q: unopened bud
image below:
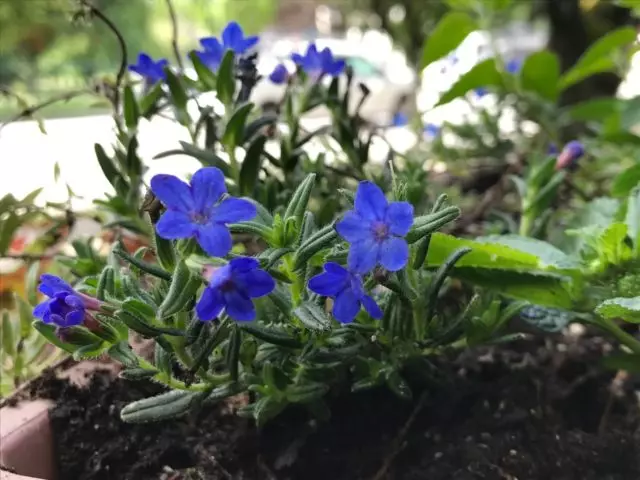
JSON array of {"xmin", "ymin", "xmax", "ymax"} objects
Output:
[{"xmin": 555, "ymin": 141, "xmax": 584, "ymax": 170}]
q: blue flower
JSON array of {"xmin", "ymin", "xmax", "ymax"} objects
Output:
[
  {"xmin": 151, "ymin": 167, "xmax": 257, "ymax": 257},
  {"xmin": 292, "ymin": 44, "xmax": 345, "ymax": 80},
  {"xmin": 556, "ymin": 140, "xmax": 585, "ymax": 170},
  {"xmin": 33, "ymin": 274, "xmax": 102, "ymax": 328},
  {"xmin": 392, "ymin": 112, "xmax": 409, "ymax": 127},
  {"xmin": 474, "ymin": 87, "xmax": 488, "ymax": 98},
  {"xmin": 269, "ymin": 64, "xmax": 289, "ymax": 84},
  {"xmin": 128, "ymin": 53, "xmax": 168, "ymax": 84},
  {"xmin": 336, "ymin": 181, "xmax": 414, "ymax": 274},
  {"xmin": 506, "ymin": 58, "xmax": 522, "ymax": 75},
  {"xmin": 194, "ymin": 21, "xmax": 259, "ymax": 71},
  {"xmin": 308, "ymin": 262, "xmax": 382, "ymax": 324},
  {"xmin": 423, "ymin": 123, "xmax": 440, "ymax": 139},
  {"xmin": 547, "ymin": 143, "xmax": 559, "ymax": 155},
  {"xmin": 196, "ymin": 257, "xmax": 275, "ymax": 322}
]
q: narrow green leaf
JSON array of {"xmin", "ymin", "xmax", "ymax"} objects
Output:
[
  {"xmin": 222, "ymin": 102, "xmax": 254, "ymax": 150},
  {"xmin": 217, "ymin": 50, "xmax": 236, "ymax": 105},
  {"xmin": 239, "ymin": 135, "xmax": 267, "ymax": 196},
  {"xmin": 437, "ymin": 59, "xmax": 502, "ymax": 106},
  {"xmin": 123, "ymin": 85, "xmax": 140, "ymax": 129},
  {"xmin": 294, "ymin": 302, "xmax": 331, "ymax": 331},
  {"xmin": 121, "ymin": 390, "xmax": 204, "ymax": 423}
]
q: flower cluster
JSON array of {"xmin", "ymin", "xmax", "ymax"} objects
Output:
[
  {"xmin": 128, "ymin": 21, "xmax": 346, "ymax": 88},
  {"xmin": 309, "ymin": 181, "xmax": 414, "ymax": 323}
]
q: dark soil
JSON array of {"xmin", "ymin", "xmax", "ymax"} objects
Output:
[{"xmin": 28, "ymin": 334, "xmax": 640, "ymax": 480}]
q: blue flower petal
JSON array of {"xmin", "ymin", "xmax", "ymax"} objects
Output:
[
  {"xmin": 385, "ymin": 202, "xmax": 414, "ymax": 236},
  {"xmin": 392, "ymin": 113, "xmax": 409, "ymax": 127},
  {"xmin": 361, "ymin": 295, "xmax": 383, "ymax": 319},
  {"xmin": 208, "ymin": 264, "xmax": 232, "ymax": 289},
  {"xmin": 308, "ymin": 271, "xmax": 348, "ymax": 297},
  {"xmin": 333, "ymin": 289, "xmax": 360, "ymax": 323},
  {"xmin": 64, "ymin": 309, "xmax": 85, "ymax": 327},
  {"xmin": 236, "ymin": 269, "xmax": 275, "ymax": 298},
  {"xmin": 348, "ymin": 238, "xmax": 379, "ymax": 274},
  {"xmin": 150, "ymin": 174, "xmax": 194, "ymax": 212},
  {"xmin": 196, "ymin": 224, "xmax": 232, "ymax": 257},
  {"xmin": 33, "ymin": 300, "xmax": 51, "ymax": 319},
  {"xmin": 323, "ymin": 262, "xmax": 349, "ymax": 277},
  {"xmin": 200, "ymin": 37, "xmax": 223, "ymax": 54},
  {"xmin": 222, "ymin": 21, "xmax": 244, "ymax": 51},
  {"xmin": 291, "ymin": 53, "xmax": 305, "ymax": 65},
  {"xmin": 196, "ymin": 287, "xmax": 225, "ymax": 321},
  {"xmin": 355, "ymin": 181, "xmax": 387, "ymax": 221},
  {"xmin": 379, "ymin": 237, "xmax": 409, "ymax": 271},
  {"xmin": 328, "ymin": 59, "xmax": 345, "ymax": 76},
  {"xmin": 336, "ymin": 211, "xmax": 370, "ymax": 242},
  {"xmin": 241, "ymin": 36, "xmax": 259, "ymax": 53},
  {"xmin": 212, "ymin": 197, "xmax": 256, "ymax": 224},
  {"xmin": 64, "ymin": 295, "xmax": 84, "ymax": 309},
  {"xmin": 269, "ymin": 64, "xmax": 289, "ymax": 84},
  {"xmin": 224, "ymin": 289, "xmax": 255, "ymax": 321},
  {"xmin": 156, "ymin": 210, "xmax": 195, "ymax": 239},
  {"xmin": 230, "ymin": 257, "xmax": 260, "ymax": 272},
  {"xmin": 190, "ymin": 167, "xmax": 226, "ymax": 214},
  {"xmin": 48, "ymin": 313, "xmax": 64, "ymax": 325},
  {"xmin": 196, "ymin": 49, "xmax": 223, "ymax": 70},
  {"xmin": 39, "ymin": 274, "xmax": 73, "ymax": 296}
]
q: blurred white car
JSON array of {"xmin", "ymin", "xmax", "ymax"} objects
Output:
[{"xmin": 251, "ymin": 37, "xmax": 418, "ymax": 125}]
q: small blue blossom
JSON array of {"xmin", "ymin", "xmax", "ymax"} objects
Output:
[
  {"xmin": 556, "ymin": 140, "xmax": 585, "ymax": 170},
  {"xmin": 474, "ymin": 87, "xmax": 488, "ymax": 98},
  {"xmin": 547, "ymin": 143, "xmax": 559, "ymax": 155},
  {"xmin": 128, "ymin": 53, "xmax": 168, "ymax": 85},
  {"xmin": 269, "ymin": 64, "xmax": 289, "ymax": 84},
  {"xmin": 336, "ymin": 181, "xmax": 414, "ymax": 274},
  {"xmin": 308, "ymin": 262, "xmax": 382, "ymax": 324},
  {"xmin": 151, "ymin": 167, "xmax": 257, "ymax": 257},
  {"xmin": 392, "ymin": 112, "xmax": 409, "ymax": 127},
  {"xmin": 194, "ymin": 21, "xmax": 259, "ymax": 71},
  {"xmin": 506, "ymin": 58, "xmax": 523, "ymax": 75},
  {"xmin": 196, "ymin": 257, "xmax": 275, "ymax": 322},
  {"xmin": 33, "ymin": 274, "xmax": 102, "ymax": 328},
  {"xmin": 423, "ymin": 123, "xmax": 440, "ymax": 139},
  {"xmin": 292, "ymin": 44, "xmax": 345, "ymax": 80}
]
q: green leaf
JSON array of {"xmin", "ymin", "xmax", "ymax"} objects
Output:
[
  {"xmin": 294, "ymin": 302, "xmax": 331, "ymax": 331},
  {"xmin": 217, "ymin": 50, "xmax": 236, "ymax": 105},
  {"xmin": 25, "ymin": 261, "xmax": 40, "ymax": 305},
  {"xmin": 94, "ymin": 144, "xmax": 126, "ymax": 191},
  {"xmin": 559, "ymin": 27, "xmax": 637, "ymax": 91},
  {"xmin": 284, "ymin": 173, "xmax": 317, "ymax": 224},
  {"xmin": 612, "ymin": 164, "xmax": 640, "ymax": 197},
  {"xmin": 33, "ymin": 321, "xmax": 78, "ymax": 354},
  {"xmin": 123, "ymin": 85, "xmax": 140, "ymax": 130},
  {"xmin": 1, "ymin": 311, "xmax": 16, "ymax": 356},
  {"xmin": 596, "ymin": 297, "xmax": 640, "ymax": 323},
  {"xmin": 157, "ymin": 260, "xmax": 201, "ymax": 319},
  {"xmin": 437, "ymin": 59, "xmax": 502, "ymax": 106},
  {"xmin": 239, "ymin": 135, "xmax": 267, "ymax": 196},
  {"xmin": 620, "ymin": 96, "xmax": 640, "ymax": 131},
  {"xmin": 520, "ymin": 51, "xmax": 560, "ymax": 101},
  {"xmin": 222, "ymin": 102, "xmax": 254, "ymax": 150},
  {"xmin": 0, "ymin": 212, "xmax": 23, "ymax": 254},
  {"xmin": 165, "ymin": 69, "xmax": 188, "ymax": 114},
  {"xmin": 139, "ymin": 83, "xmax": 164, "ymax": 118},
  {"xmin": 602, "ymin": 353, "xmax": 640, "ymax": 373},
  {"xmin": 406, "ymin": 207, "xmax": 461, "ymax": 244},
  {"xmin": 15, "ymin": 294, "xmax": 33, "ymax": 338},
  {"xmin": 154, "ymin": 142, "xmax": 231, "ymax": 176},
  {"xmin": 421, "ymin": 12, "xmax": 477, "ymax": 69},
  {"xmin": 239, "ymin": 323, "xmax": 302, "ymax": 348},
  {"xmin": 566, "ymin": 98, "xmax": 621, "ymax": 122},
  {"xmin": 520, "ymin": 305, "xmax": 572, "ymax": 332},
  {"xmin": 188, "ymin": 51, "xmax": 217, "ymax": 90},
  {"xmin": 121, "ymin": 390, "xmax": 204, "ymax": 423},
  {"xmin": 626, "ymin": 187, "xmax": 640, "ymax": 253}
]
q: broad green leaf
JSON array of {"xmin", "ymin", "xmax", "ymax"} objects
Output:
[
  {"xmin": 596, "ymin": 296, "xmax": 640, "ymax": 323},
  {"xmin": 520, "ymin": 51, "xmax": 560, "ymax": 101},
  {"xmin": 559, "ymin": 27, "xmax": 636, "ymax": 91},
  {"xmin": 612, "ymin": 164, "xmax": 640, "ymax": 197},
  {"xmin": 476, "ymin": 235, "xmax": 581, "ymax": 271},
  {"xmin": 598, "ymin": 222, "xmax": 633, "ymax": 266},
  {"xmin": 566, "ymin": 98, "xmax": 621, "ymax": 122},
  {"xmin": 621, "ymin": 95, "xmax": 640, "ymax": 131},
  {"xmin": 421, "ymin": 12, "xmax": 477, "ymax": 69},
  {"xmin": 437, "ymin": 59, "xmax": 502, "ymax": 106},
  {"xmin": 520, "ymin": 304, "xmax": 572, "ymax": 332}
]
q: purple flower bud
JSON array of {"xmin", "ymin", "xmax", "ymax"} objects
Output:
[
  {"xmin": 555, "ymin": 141, "xmax": 585, "ymax": 170},
  {"xmin": 33, "ymin": 274, "xmax": 102, "ymax": 329}
]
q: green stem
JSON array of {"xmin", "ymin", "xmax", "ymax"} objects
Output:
[
  {"xmin": 592, "ymin": 318, "xmax": 640, "ymax": 355},
  {"xmin": 172, "ymin": 342, "xmax": 230, "ymax": 385},
  {"xmin": 136, "ymin": 357, "xmax": 209, "ymax": 391}
]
